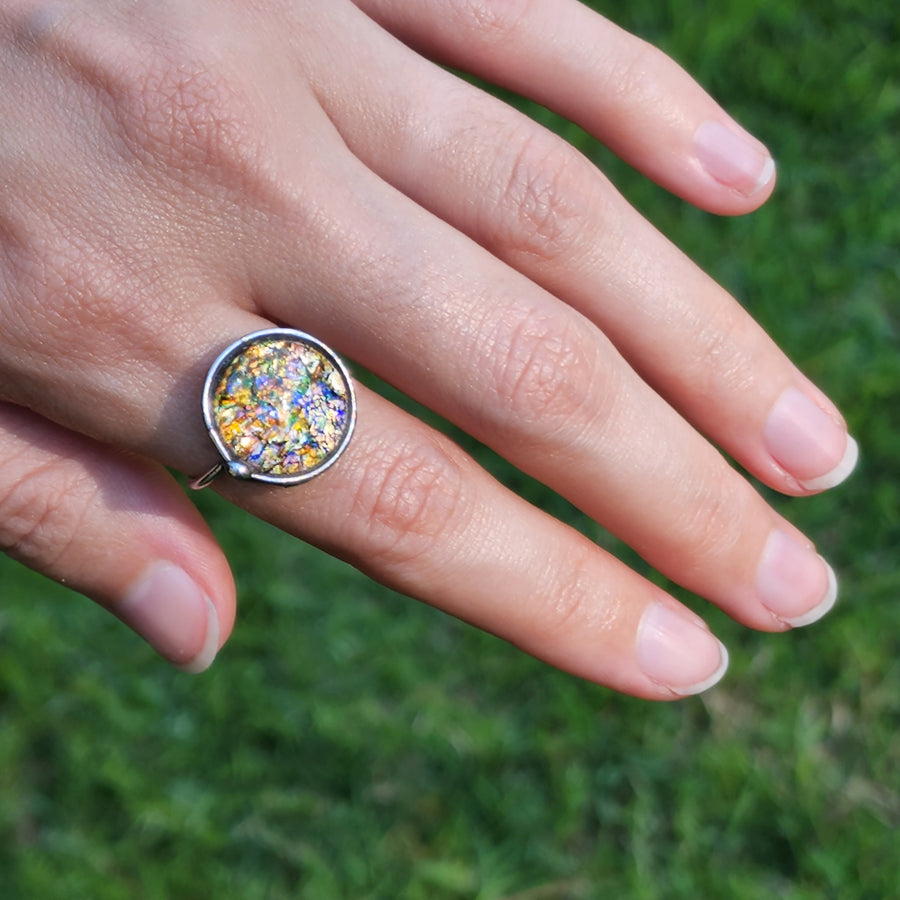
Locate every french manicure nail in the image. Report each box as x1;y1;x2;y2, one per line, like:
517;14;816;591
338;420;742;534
757;530;837;627
636;602;730;696
764;388;858;490
178;597;220;674
117;561;220;673
694;120;775;196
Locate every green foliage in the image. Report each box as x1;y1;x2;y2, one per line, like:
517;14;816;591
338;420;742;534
1;1;897;897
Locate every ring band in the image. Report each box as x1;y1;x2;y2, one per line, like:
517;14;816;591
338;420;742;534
190;328;356;489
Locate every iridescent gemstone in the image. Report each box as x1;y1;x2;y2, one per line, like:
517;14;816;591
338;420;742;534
203;330;355;484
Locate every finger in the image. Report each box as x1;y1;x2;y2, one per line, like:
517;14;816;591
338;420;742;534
302;14;857;497
0;403;234;672
355;0;775;213
214;384;730;701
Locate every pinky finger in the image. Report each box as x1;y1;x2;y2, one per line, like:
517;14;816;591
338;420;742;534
0;403;235;672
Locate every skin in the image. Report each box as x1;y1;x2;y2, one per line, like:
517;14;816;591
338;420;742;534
0;0;854;698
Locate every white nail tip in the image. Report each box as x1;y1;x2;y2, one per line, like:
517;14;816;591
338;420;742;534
799;435;859;492
178;597;220;674
753;155;776;194
784;560;838;628
672;640;730;697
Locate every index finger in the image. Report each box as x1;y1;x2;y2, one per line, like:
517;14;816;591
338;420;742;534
356;0;775;213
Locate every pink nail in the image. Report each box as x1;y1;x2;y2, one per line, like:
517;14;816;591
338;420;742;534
764;388;858;490
694;120;775;196
117;562;220;673
636;603;729;696
756;530;837;627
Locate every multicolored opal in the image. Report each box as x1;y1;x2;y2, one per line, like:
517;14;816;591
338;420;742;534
208;333;353;481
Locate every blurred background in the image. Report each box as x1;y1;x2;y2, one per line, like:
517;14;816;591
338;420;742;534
1;1;897;897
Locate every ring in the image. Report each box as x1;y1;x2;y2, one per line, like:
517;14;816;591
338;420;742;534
190;328;356;489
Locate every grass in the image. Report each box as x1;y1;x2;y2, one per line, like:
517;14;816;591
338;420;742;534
1;1;898;897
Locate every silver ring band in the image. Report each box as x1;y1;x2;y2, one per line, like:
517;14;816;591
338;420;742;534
190;328;356;489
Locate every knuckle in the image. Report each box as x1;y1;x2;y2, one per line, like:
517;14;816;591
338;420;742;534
689;309;758;397
22;9;265;186
351;434;468;567
6;0;73;50
489;306;603;435
0;228;164;431
598;36;666;107
2;230;133;360
494;128;597;264
446;0;536;42
544;554;593;633
538;549;616;639
119;55;259;179
659;296;758;408
0;453;95;572
676;471;746;576
0;234;92;367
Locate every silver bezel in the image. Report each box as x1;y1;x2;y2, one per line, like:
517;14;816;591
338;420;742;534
200;328;357;486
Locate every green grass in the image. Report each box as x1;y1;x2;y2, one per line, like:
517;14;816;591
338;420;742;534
1;1;898;897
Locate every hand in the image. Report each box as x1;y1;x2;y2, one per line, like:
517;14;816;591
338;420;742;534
0;0;856;697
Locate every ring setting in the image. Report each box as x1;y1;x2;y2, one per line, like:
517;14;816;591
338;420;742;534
191;328;356;489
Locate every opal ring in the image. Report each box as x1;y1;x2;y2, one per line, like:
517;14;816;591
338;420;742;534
190;328;356;490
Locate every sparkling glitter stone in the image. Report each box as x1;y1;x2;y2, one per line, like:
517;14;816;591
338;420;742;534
211;336;351;479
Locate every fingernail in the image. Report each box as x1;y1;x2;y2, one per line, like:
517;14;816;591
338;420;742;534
764;388;858;490
694;120;775;196
757;530;838;627
117;562;220;673
637;602;729;696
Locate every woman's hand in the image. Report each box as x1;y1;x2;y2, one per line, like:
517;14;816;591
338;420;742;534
0;0;856;697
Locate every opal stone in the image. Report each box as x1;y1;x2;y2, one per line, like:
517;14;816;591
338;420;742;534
211;336;351;478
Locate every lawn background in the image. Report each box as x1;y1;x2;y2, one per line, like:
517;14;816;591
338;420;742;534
1;1;898;897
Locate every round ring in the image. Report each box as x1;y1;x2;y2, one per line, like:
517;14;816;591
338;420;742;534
190;328;356;489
